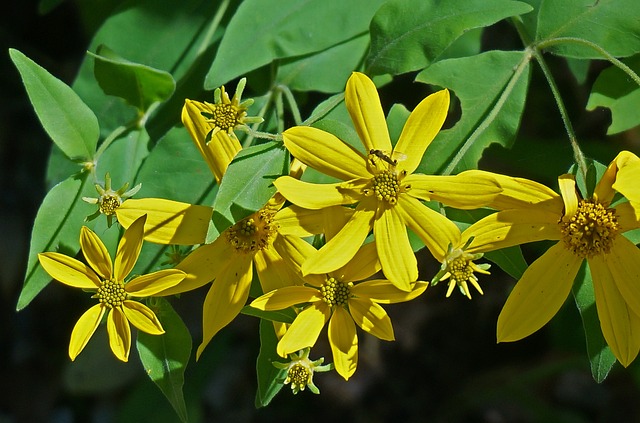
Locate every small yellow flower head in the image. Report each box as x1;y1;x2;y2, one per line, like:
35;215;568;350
82;172;141;227
363;150;410;206
273;348;333;395
559;199;620;258
321;277;353;307
161;245;191;266
200;77;264;141
225;208;277;254
432;239;491;299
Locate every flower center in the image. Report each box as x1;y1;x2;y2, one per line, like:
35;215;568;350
207;103;242;132
99;194;122;216
371;170;401;205
559;199;619;258
226;209;276;254
286;363;311;392
95;278;127;308
321;277;352;307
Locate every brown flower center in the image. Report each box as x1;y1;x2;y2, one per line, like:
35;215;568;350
226;209;276;254
559;199;619;258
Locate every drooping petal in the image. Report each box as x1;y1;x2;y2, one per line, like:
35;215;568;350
497;243;582;342
277;302;331;357
250;286;322;311
328;306;358;381
348;297;394;341
352;280;428;304
165;237;230;295
271;234;325;288
602;151;640;205
395;195;460;261
404;173;501;209
274;176;361;209
122;300;165;335
615;201;640;233
395;89;449;175
467;170;562;212
558;175;579;221
79;226;112;280
254;247;306;293
604;236;640;319
282;126;370;180
69;303;105;361
345;72;392;153
114;214;146;282
196;255;253;359
106;307;132;362
302;203;375;275
589;254;640;367
373;207;417;291
116;198;213;245
337;241;381;282
614;161;640;205
38;252;101;289
125;269;186;297
464;209;561;254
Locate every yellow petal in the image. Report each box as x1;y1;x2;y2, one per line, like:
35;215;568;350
464;208;561;254
351;280;428;304
165;237;230;295
345;72;392;153
114;214;145;282
302;203;375;275
328;306;358;380
38;252;101;289
404;173;501;209
116;198;213;245
395;195;459;261
69;303;105;361
122;300;165;335
590;254;640;367
455;170;561;212
274;176;361;209
348;297;394;341
395;89;449;174
497;243;582;342
558;174;579;221
271;235;326;288
254;247;306;293
337;241;381;282
125;269;186;297
600;151;640;205
275;205;354;238
79;226;112;280
615;201;640;233
106;307;132;362
277;302;331;356
196;255;253;359
613;159;640;205
373;207;417;291
250;286;322;311
282;126;370;180
604;236;640;319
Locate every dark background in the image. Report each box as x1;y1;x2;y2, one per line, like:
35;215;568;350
2;1;640;422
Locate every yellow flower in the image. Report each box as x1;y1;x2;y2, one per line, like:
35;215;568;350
274;72;499;291
250;239;428;380
182;77;263;183
272;348;332;395
37;215;186;362
612;150;640;206
463;160;640;367
82;172;141;227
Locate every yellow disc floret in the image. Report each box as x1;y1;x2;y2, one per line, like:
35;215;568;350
226;209;276;254
99;194;122;216
321;277;352;307
95;278;127;308
206;102;243;133
560;199;619;258
285;363;312;392
372;170;400;204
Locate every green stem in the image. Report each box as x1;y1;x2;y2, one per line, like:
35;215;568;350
537;37;640;87
196;0;230;56
277;84;302;125
301;92;345;126
93;122;135;163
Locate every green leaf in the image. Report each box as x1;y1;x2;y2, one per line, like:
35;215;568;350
137;298;192;423
241;305;296;324
527;0;640;58
212;142;288;231
9;48;99;161
90;45;176;113
416;50;532;174
17;174;95;310
205;0;387;88
365;0;533;76
586;56;640;134
255;319;287;407
484;247;528;281
572;263;617;382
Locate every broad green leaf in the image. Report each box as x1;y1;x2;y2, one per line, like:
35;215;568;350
366;0;533;76
255;319;287;407
573;263;617;382
587;56;640;135
484;247;528;281
90;45;176;113
137;298;191;423
241;305;296;324
526;0;640;58
212;142;288;231
416;50;532;174
9;48;99;161
277;34;370;94
205;0;387;88
18;174;94;310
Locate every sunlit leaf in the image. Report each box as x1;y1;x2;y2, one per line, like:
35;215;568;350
255;319;287;407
